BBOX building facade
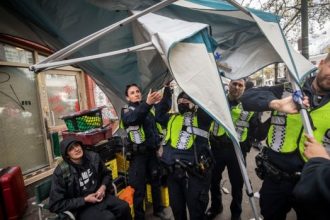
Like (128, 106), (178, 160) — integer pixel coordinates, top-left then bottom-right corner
(0, 35), (117, 188)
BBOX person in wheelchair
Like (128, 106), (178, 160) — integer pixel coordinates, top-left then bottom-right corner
(49, 137), (131, 220)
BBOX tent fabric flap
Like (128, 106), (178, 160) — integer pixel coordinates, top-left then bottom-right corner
(250, 12), (317, 83)
(168, 30), (238, 143)
(136, 11), (238, 143)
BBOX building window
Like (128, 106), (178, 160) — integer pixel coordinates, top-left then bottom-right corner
(0, 67), (48, 174)
(0, 43), (34, 64)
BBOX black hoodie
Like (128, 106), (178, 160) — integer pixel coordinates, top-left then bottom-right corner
(49, 137), (112, 213)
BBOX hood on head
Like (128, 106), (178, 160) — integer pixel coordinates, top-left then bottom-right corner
(177, 92), (193, 103)
(60, 137), (83, 160)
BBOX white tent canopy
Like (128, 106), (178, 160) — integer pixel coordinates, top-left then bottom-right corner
(0, 0), (317, 151)
(0, 1), (317, 115)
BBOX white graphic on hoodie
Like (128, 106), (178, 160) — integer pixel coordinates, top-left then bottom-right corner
(79, 168), (94, 191)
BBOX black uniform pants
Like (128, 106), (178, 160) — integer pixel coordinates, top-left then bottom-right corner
(78, 194), (131, 220)
(260, 176), (307, 220)
(167, 167), (211, 220)
(128, 152), (163, 220)
(209, 141), (247, 216)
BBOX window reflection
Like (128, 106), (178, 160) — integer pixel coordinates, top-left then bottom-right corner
(45, 74), (80, 126)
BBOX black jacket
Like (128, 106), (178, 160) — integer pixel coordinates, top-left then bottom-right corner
(293, 157), (330, 219)
(49, 139), (111, 213)
(241, 77), (330, 111)
(121, 100), (160, 149)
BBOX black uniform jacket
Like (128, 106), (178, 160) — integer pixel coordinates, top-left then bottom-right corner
(293, 157), (330, 219)
(121, 100), (160, 150)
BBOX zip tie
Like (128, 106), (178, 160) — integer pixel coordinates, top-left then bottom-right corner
(292, 90), (306, 110)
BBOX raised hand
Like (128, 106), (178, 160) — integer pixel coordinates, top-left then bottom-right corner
(146, 89), (162, 105)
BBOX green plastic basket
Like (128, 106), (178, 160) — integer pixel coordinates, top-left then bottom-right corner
(61, 106), (104, 132)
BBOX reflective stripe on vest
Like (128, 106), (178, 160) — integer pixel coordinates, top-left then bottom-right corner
(165, 112), (199, 150)
(120, 106), (146, 144)
(266, 86), (299, 152)
(266, 111), (301, 152)
(233, 104), (254, 142)
(210, 103), (253, 142)
(210, 121), (225, 137)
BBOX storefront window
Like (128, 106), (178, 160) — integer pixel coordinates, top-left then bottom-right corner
(0, 43), (34, 64)
(94, 84), (118, 121)
(45, 74), (80, 126)
(0, 67), (47, 173)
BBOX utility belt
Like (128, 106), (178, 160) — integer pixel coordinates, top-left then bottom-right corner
(255, 149), (301, 182)
(126, 143), (154, 160)
(210, 134), (232, 145)
(166, 155), (213, 179)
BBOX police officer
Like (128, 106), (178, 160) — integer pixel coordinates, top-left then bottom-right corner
(205, 79), (265, 220)
(240, 53), (330, 220)
(121, 84), (168, 220)
(156, 86), (213, 220)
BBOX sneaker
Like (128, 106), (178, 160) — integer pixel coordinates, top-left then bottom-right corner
(154, 210), (172, 220)
(204, 205), (223, 219)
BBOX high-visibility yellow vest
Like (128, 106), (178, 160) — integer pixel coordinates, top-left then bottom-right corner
(165, 112), (209, 150)
(267, 101), (330, 161)
(210, 103), (254, 142)
(120, 105), (161, 144)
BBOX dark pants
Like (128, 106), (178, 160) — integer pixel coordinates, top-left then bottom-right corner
(260, 177), (307, 220)
(167, 167), (211, 220)
(260, 148), (307, 220)
(78, 194), (131, 220)
(209, 140), (247, 217)
(128, 152), (163, 220)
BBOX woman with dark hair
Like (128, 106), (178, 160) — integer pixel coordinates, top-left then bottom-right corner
(121, 84), (169, 220)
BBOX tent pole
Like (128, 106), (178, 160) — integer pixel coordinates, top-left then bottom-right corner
(274, 19), (314, 136)
(36, 0), (177, 66)
(30, 42), (154, 71)
(223, 1), (260, 219)
(232, 140), (260, 220)
(287, 75), (314, 135)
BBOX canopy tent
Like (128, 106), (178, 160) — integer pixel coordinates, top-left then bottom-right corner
(0, 0), (316, 114)
(1, 0), (317, 218)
